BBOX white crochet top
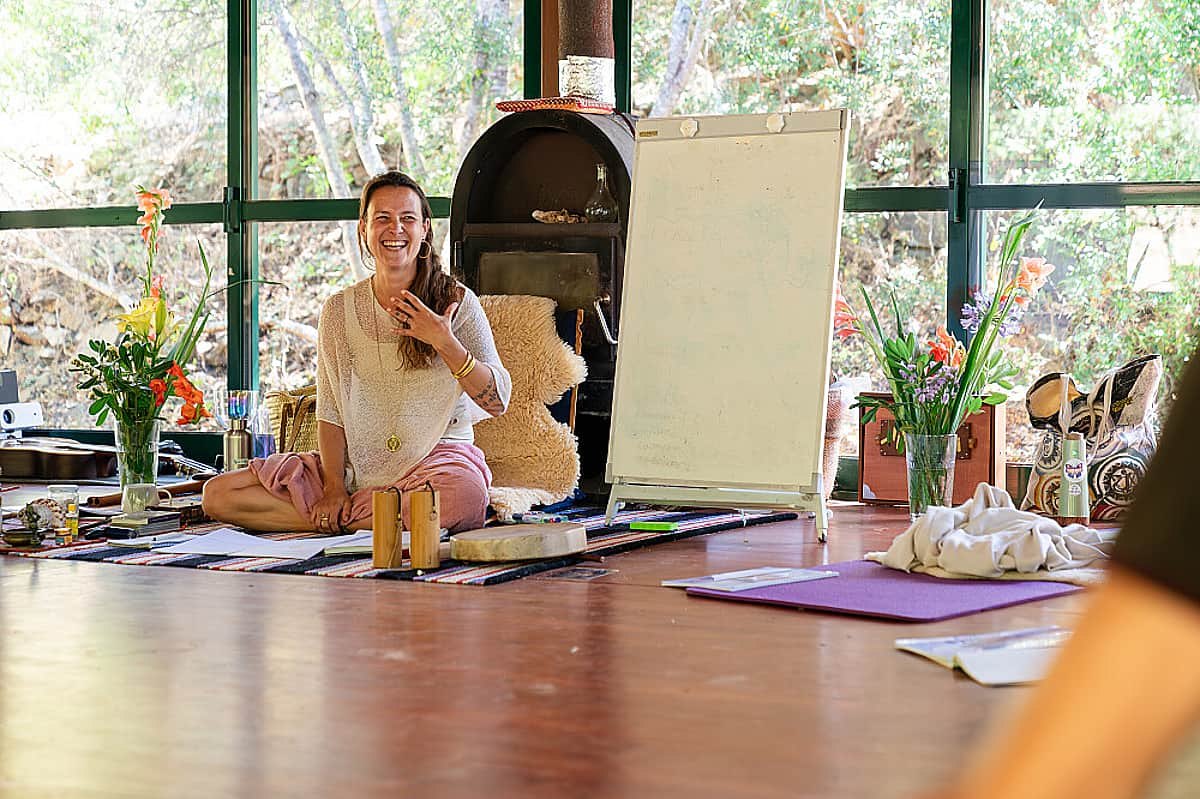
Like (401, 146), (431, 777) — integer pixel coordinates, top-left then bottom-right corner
(315, 278), (511, 491)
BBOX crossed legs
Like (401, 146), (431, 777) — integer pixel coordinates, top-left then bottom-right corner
(201, 468), (360, 532)
(202, 443), (491, 533)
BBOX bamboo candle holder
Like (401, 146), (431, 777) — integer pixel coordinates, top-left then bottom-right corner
(372, 488), (404, 569)
(409, 481), (441, 570)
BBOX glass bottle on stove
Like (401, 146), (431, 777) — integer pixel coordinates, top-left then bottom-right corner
(584, 163), (618, 224)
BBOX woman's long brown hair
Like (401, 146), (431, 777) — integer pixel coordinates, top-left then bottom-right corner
(357, 171), (461, 369)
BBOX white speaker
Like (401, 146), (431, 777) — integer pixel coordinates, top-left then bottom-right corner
(0, 401), (44, 431)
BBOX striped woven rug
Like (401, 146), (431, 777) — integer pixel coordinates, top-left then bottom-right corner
(6, 507), (798, 586)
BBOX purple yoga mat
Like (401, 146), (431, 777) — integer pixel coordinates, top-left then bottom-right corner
(686, 560), (1084, 622)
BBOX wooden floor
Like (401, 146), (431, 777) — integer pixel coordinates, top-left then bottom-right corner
(0, 504), (1092, 798)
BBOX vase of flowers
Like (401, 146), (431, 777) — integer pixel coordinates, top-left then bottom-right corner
(835, 210), (1054, 520)
(113, 416), (162, 507)
(902, 432), (958, 518)
(72, 187), (213, 511)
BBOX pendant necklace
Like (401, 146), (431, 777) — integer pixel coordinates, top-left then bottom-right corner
(371, 276), (403, 454)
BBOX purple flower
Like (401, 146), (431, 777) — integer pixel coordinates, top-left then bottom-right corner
(998, 303), (1025, 336)
(914, 367), (954, 404)
(960, 291), (991, 334)
(961, 289), (1026, 337)
(896, 361), (919, 383)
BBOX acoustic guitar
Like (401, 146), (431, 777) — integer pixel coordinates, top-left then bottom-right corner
(0, 436), (215, 482)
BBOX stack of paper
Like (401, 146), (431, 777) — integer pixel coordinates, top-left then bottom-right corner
(662, 566), (838, 592)
(895, 626), (1071, 686)
(156, 528), (363, 559)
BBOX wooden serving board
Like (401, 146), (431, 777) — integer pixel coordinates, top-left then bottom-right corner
(449, 523), (588, 562)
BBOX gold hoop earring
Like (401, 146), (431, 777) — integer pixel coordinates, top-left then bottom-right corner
(418, 239), (432, 259)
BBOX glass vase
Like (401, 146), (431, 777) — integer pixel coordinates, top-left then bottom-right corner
(114, 417), (161, 513)
(584, 163), (619, 223)
(903, 432), (957, 521)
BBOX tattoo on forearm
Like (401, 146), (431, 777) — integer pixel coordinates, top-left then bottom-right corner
(471, 373), (505, 415)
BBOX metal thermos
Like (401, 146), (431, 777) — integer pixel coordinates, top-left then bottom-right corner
(223, 419), (253, 471)
(1057, 431), (1089, 526)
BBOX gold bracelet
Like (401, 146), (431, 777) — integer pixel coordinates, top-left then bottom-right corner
(451, 353), (476, 380)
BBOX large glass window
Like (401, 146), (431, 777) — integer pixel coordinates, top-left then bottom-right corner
(257, 0), (525, 199)
(0, 224), (228, 430)
(631, 0), (950, 187)
(984, 207), (1200, 461)
(832, 212), (948, 454)
(0, 0), (227, 209)
(988, 0), (1200, 183)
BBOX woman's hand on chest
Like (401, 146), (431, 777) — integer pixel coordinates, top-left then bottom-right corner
(389, 289), (459, 353)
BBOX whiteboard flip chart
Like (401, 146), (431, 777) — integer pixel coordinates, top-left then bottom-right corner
(605, 111), (849, 540)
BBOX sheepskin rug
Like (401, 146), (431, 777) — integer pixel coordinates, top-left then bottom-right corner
(476, 294), (587, 519)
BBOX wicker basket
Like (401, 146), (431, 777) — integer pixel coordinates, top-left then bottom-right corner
(265, 385), (319, 453)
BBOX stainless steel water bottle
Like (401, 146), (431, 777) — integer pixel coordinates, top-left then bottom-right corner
(1057, 431), (1089, 526)
(222, 419), (253, 471)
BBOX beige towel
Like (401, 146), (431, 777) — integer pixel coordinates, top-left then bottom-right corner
(865, 483), (1117, 586)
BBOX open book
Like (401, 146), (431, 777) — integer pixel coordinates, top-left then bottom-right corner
(895, 626), (1071, 686)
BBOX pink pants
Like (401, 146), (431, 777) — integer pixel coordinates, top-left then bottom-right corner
(248, 442), (492, 532)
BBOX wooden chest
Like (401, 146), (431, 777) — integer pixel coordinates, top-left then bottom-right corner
(857, 392), (1006, 505)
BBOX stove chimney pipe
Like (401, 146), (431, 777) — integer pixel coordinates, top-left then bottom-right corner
(557, 0), (615, 104)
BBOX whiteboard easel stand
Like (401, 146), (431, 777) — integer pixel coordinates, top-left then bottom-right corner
(603, 110), (849, 548)
(605, 477), (829, 541)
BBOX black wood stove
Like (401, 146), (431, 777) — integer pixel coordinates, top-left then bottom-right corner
(450, 110), (635, 489)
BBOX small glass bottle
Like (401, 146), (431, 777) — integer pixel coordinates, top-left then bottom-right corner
(584, 163), (619, 223)
(48, 484), (79, 544)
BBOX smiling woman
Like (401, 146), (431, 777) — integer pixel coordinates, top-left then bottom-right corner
(202, 171), (513, 536)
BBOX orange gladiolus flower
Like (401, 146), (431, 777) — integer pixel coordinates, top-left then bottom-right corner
(168, 362), (185, 379)
(1015, 257), (1055, 295)
(172, 376), (203, 405)
(176, 403), (197, 425)
(150, 378), (167, 406)
(927, 325), (965, 368)
(176, 402), (212, 426)
(136, 188), (172, 213)
(832, 285), (860, 338)
(150, 275), (165, 299)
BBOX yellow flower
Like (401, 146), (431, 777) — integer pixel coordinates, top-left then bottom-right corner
(116, 297), (163, 338)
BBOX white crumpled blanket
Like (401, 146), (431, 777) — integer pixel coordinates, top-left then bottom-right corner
(865, 483), (1118, 586)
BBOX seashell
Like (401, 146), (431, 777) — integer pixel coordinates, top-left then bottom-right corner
(27, 497), (65, 529)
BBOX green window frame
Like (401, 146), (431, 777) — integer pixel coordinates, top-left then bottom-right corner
(2, 0), (1198, 455)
